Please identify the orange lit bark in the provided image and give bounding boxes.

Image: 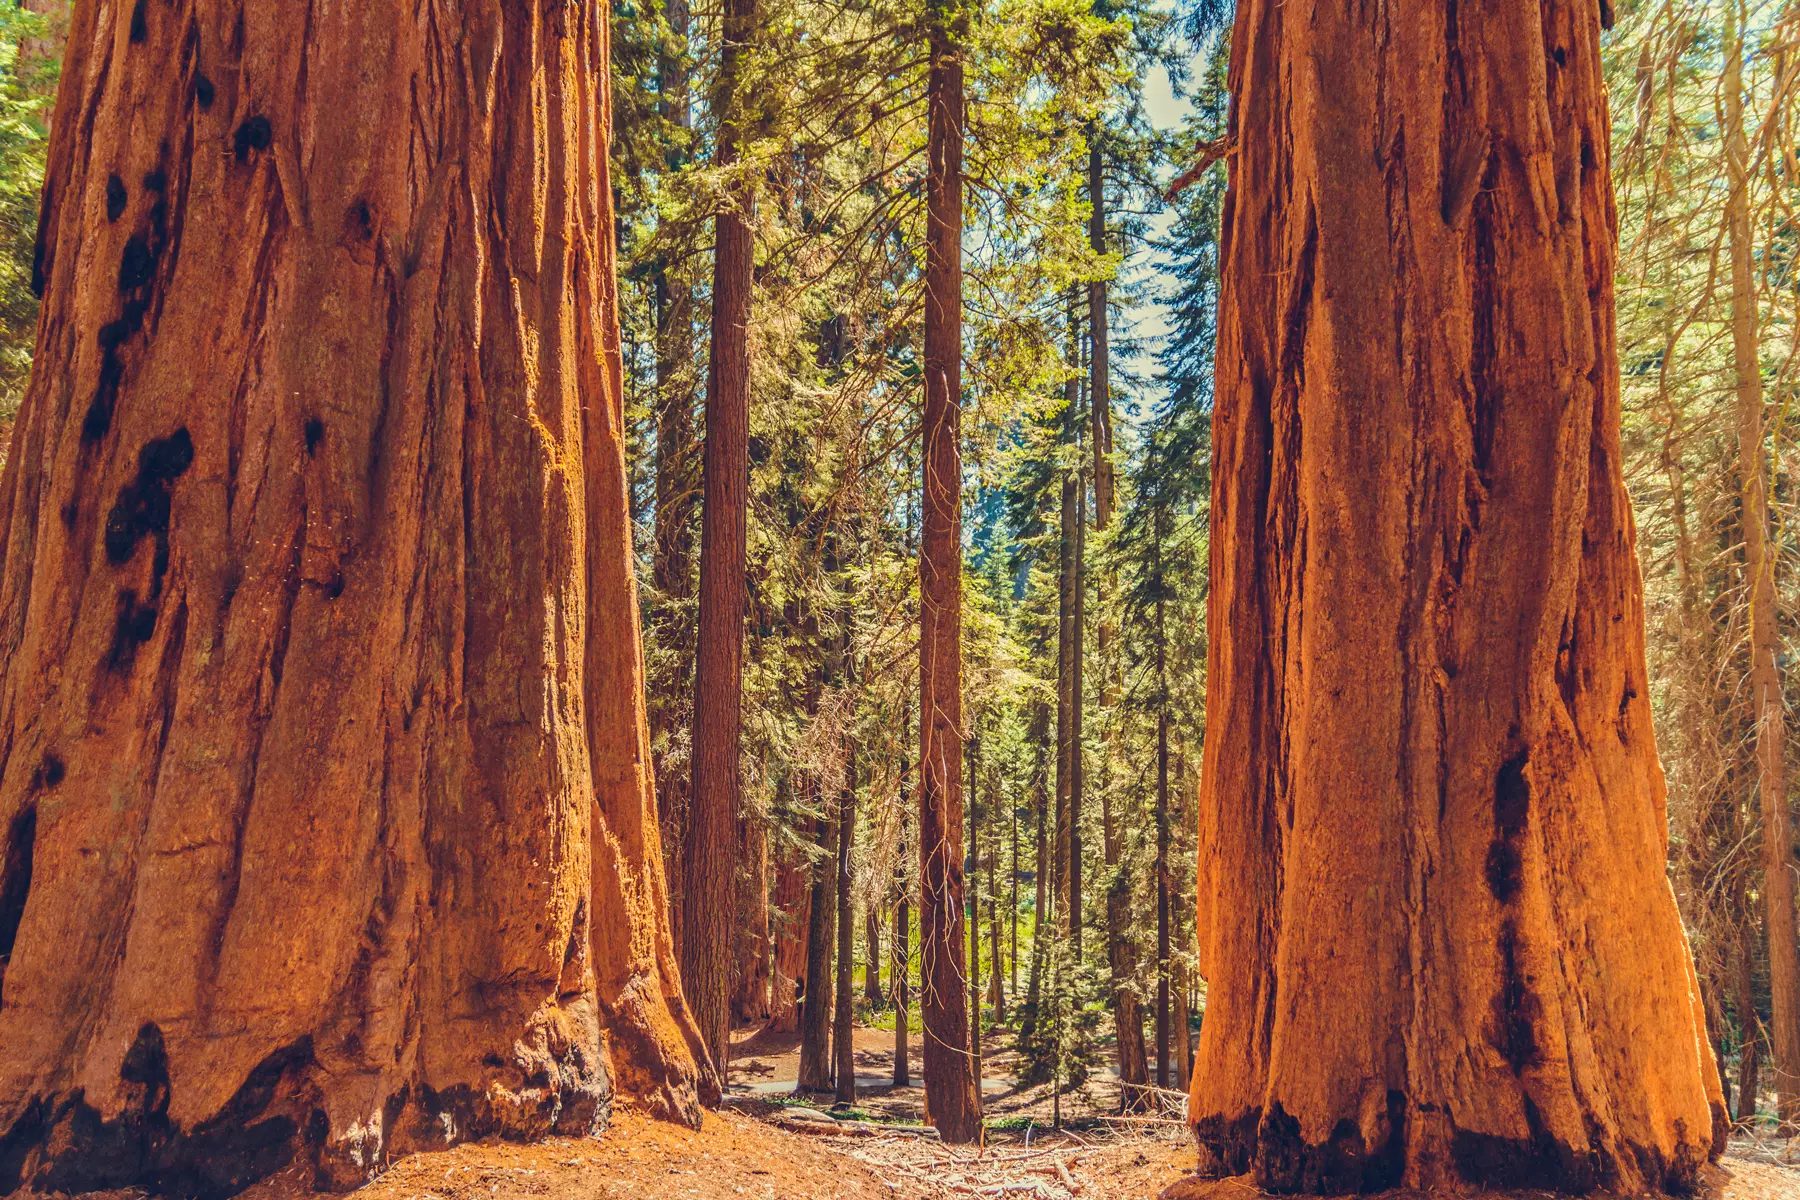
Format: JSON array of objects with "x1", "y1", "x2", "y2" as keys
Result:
[
  {"x1": 1188, "y1": 0, "x2": 1726, "y2": 1189},
  {"x1": 0, "y1": 0, "x2": 704, "y2": 1189}
]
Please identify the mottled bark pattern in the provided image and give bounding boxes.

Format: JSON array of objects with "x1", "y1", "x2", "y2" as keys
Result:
[
  {"x1": 1189, "y1": 0, "x2": 1726, "y2": 1191},
  {"x1": 0, "y1": 0, "x2": 704, "y2": 1190}
]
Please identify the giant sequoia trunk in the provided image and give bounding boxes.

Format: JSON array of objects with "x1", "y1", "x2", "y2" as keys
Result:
[
  {"x1": 918, "y1": 9, "x2": 979, "y2": 1144},
  {"x1": 1188, "y1": 0, "x2": 1727, "y2": 1191},
  {"x1": 0, "y1": 0, "x2": 707, "y2": 1191}
]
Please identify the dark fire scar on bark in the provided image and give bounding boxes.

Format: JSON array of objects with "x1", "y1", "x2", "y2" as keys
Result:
[
  {"x1": 102, "y1": 429, "x2": 193, "y2": 667},
  {"x1": 1484, "y1": 752, "x2": 1528, "y2": 902},
  {"x1": 232, "y1": 117, "x2": 271, "y2": 163}
]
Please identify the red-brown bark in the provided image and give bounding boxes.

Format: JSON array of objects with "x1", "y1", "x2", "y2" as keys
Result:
[
  {"x1": 765, "y1": 842, "x2": 812, "y2": 1035},
  {"x1": 918, "y1": 7, "x2": 979, "y2": 1145},
  {"x1": 681, "y1": 0, "x2": 758, "y2": 1078},
  {"x1": 0, "y1": 0, "x2": 706, "y2": 1190},
  {"x1": 730, "y1": 813, "x2": 772, "y2": 1024},
  {"x1": 1188, "y1": 0, "x2": 1727, "y2": 1190}
]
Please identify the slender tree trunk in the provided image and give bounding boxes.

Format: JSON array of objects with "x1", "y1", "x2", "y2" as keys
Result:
[
  {"x1": 1070, "y1": 476, "x2": 1085, "y2": 961},
  {"x1": 1022, "y1": 708, "x2": 1050, "y2": 1049},
  {"x1": 1055, "y1": 466, "x2": 1077, "y2": 932},
  {"x1": 894, "y1": 825, "x2": 913, "y2": 1089},
  {"x1": 731, "y1": 812, "x2": 772, "y2": 1023},
  {"x1": 1173, "y1": 960, "x2": 1193, "y2": 1092},
  {"x1": 1009, "y1": 782, "x2": 1020, "y2": 1001},
  {"x1": 765, "y1": 791, "x2": 811, "y2": 1035},
  {"x1": 989, "y1": 808, "x2": 1004, "y2": 1019},
  {"x1": 681, "y1": 0, "x2": 759, "y2": 1078},
  {"x1": 1086, "y1": 137, "x2": 1115, "y2": 535},
  {"x1": 865, "y1": 905, "x2": 884, "y2": 1008},
  {"x1": 894, "y1": 702, "x2": 913, "y2": 1089},
  {"x1": 918, "y1": 7, "x2": 979, "y2": 1143},
  {"x1": 835, "y1": 742, "x2": 857, "y2": 1105},
  {"x1": 1189, "y1": 0, "x2": 1726, "y2": 1188},
  {"x1": 1724, "y1": 0, "x2": 1800, "y2": 1126},
  {"x1": 969, "y1": 734, "x2": 983, "y2": 1085},
  {"x1": 798, "y1": 808, "x2": 836, "y2": 1092},
  {"x1": 650, "y1": 0, "x2": 699, "y2": 903},
  {"x1": 1736, "y1": 927, "x2": 1762, "y2": 1123},
  {"x1": 1156, "y1": 702, "x2": 1171, "y2": 1089},
  {"x1": 0, "y1": 0, "x2": 708, "y2": 1188}
]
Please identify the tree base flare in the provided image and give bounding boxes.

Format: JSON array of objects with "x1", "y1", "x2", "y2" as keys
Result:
[
  {"x1": 0, "y1": 1014, "x2": 609, "y2": 1198},
  {"x1": 1190, "y1": 1100, "x2": 1729, "y2": 1198},
  {"x1": 1162, "y1": 1164, "x2": 1733, "y2": 1200}
]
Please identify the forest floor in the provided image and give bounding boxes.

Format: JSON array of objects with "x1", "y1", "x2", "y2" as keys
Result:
[
  {"x1": 227, "y1": 1105, "x2": 1799, "y2": 1200},
  {"x1": 209, "y1": 1018, "x2": 1800, "y2": 1200}
]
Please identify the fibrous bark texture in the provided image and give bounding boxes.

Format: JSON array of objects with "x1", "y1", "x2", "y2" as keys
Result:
[
  {"x1": 1188, "y1": 0, "x2": 1727, "y2": 1192},
  {"x1": 682, "y1": 0, "x2": 757, "y2": 1080},
  {"x1": 918, "y1": 10, "x2": 979, "y2": 1145},
  {"x1": 0, "y1": 0, "x2": 704, "y2": 1191}
]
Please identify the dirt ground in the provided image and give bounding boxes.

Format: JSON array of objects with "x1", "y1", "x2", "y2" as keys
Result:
[
  {"x1": 198, "y1": 1019, "x2": 1800, "y2": 1200},
  {"x1": 225, "y1": 1111, "x2": 1798, "y2": 1200}
]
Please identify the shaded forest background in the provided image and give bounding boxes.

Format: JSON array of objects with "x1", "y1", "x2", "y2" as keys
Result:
[{"x1": 0, "y1": 0, "x2": 1794, "y2": 1126}]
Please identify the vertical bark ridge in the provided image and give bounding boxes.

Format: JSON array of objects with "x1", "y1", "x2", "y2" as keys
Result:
[
  {"x1": 1190, "y1": 0, "x2": 1726, "y2": 1191},
  {"x1": 0, "y1": 0, "x2": 704, "y2": 1190}
]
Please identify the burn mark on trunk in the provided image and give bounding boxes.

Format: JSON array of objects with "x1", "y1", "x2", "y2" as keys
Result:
[
  {"x1": 17, "y1": 1034, "x2": 312, "y2": 1199},
  {"x1": 128, "y1": 0, "x2": 148, "y2": 43},
  {"x1": 118, "y1": 237, "x2": 156, "y2": 293},
  {"x1": 101, "y1": 430, "x2": 194, "y2": 668},
  {"x1": 30, "y1": 182, "x2": 51, "y2": 298},
  {"x1": 104, "y1": 429, "x2": 193, "y2": 568},
  {"x1": 303, "y1": 417, "x2": 324, "y2": 456},
  {"x1": 108, "y1": 588, "x2": 159, "y2": 667},
  {"x1": 1485, "y1": 752, "x2": 1529, "y2": 902},
  {"x1": 1492, "y1": 920, "x2": 1542, "y2": 1070},
  {"x1": 1254, "y1": 1093, "x2": 1408, "y2": 1193},
  {"x1": 106, "y1": 175, "x2": 127, "y2": 223},
  {"x1": 84, "y1": 183, "x2": 172, "y2": 442},
  {"x1": 0, "y1": 803, "x2": 37, "y2": 1006},
  {"x1": 1451, "y1": 1094, "x2": 1599, "y2": 1192},
  {"x1": 233, "y1": 116, "x2": 272, "y2": 163},
  {"x1": 29, "y1": 754, "x2": 63, "y2": 789},
  {"x1": 194, "y1": 76, "x2": 215, "y2": 109}
]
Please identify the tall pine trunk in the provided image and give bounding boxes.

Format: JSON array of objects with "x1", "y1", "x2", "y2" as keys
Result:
[
  {"x1": 835, "y1": 658, "x2": 858, "y2": 1105},
  {"x1": 765, "y1": 825, "x2": 811, "y2": 1035},
  {"x1": 1724, "y1": 0, "x2": 1800, "y2": 1124},
  {"x1": 797, "y1": 808, "x2": 836, "y2": 1092},
  {"x1": 1091, "y1": 136, "x2": 1145, "y2": 1099},
  {"x1": 730, "y1": 812, "x2": 772, "y2": 1024},
  {"x1": 865, "y1": 905, "x2": 884, "y2": 1007},
  {"x1": 682, "y1": 0, "x2": 758, "y2": 1077},
  {"x1": 968, "y1": 734, "x2": 983, "y2": 1086},
  {"x1": 1189, "y1": 0, "x2": 1726, "y2": 1189},
  {"x1": 650, "y1": 0, "x2": 699, "y2": 902},
  {"x1": 0, "y1": 0, "x2": 706, "y2": 1189},
  {"x1": 893, "y1": 804, "x2": 912, "y2": 1089},
  {"x1": 918, "y1": 4, "x2": 979, "y2": 1143}
]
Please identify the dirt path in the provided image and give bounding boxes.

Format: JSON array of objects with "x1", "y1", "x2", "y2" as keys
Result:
[{"x1": 221, "y1": 1104, "x2": 1799, "y2": 1200}]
